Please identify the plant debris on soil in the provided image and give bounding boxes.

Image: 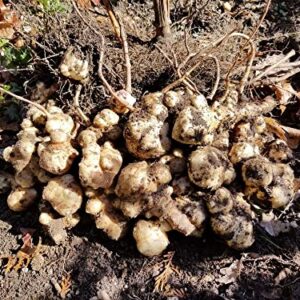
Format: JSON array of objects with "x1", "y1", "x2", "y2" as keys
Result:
[{"x1": 0, "y1": 0, "x2": 300, "y2": 299}]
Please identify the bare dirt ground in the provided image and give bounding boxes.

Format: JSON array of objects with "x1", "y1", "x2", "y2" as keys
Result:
[{"x1": 0, "y1": 0, "x2": 300, "y2": 299}]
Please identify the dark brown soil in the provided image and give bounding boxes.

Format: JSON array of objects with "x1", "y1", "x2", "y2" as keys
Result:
[{"x1": 1, "y1": 0, "x2": 300, "y2": 299}]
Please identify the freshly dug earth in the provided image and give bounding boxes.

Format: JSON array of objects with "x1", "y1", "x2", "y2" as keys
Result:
[{"x1": 1, "y1": 0, "x2": 300, "y2": 299}]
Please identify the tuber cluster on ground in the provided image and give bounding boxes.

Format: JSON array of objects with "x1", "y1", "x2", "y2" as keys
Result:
[{"x1": 0, "y1": 47, "x2": 297, "y2": 257}]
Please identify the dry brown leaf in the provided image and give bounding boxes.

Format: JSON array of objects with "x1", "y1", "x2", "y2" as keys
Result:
[
  {"x1": 264, "y1": 117, "x2": 287, "y2": 141},
  {"x1": 260, "y1": 211, "x2": 297, "y2": 237},
  {"x1": 76, "y1": 0, "x2": 92, "y2": 9},
  {"x1": 0, "y1": 236, "x2": 42, "y2": 272},
  {"x1": 60, "y1": 274, "x2": 72, "y2": 299},
  {"x1": 274, "y1": 81, "x2": 300, "y2": 105},
  {"x1": 294, "y1": 178, "x2": 300, "y2": 192},
  {"x1": 281, "y1": 125, "x2": 300, "y2": 149},
  {"x1": 0, "y1": 0, "x2": 19, "y2": 39},
  {"x1": 274, "y1": 268, "x2": 292, "y2": 285},
  {"x1": 153, "y1": 252, "x2": 185, "y2": 297},
  {"x1": 218, "y1": 260, "x2": 243, "y2": 284}
]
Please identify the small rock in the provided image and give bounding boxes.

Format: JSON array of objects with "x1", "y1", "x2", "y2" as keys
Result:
[
  {"x1": 31, "y1": 254, "x2": 45, "y2": 271},
  {"x1": 223, "y1": 2, "x2": 232, "y2": 11},
  {"x1": 97, "y1": 290, "x2": 111, "y2": 300}
]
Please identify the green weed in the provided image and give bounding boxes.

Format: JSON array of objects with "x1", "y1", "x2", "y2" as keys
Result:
[
  {"x1": 37, "y1": 0, "x2": 69, "y2": 14},
  {"x1": 0, "y1": 39, "x2": 31, "y2": 69}
]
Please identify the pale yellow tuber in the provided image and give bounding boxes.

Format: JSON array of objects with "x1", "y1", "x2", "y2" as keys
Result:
[
  {"x1": 242, "y1": 157, "x2": 273, "y2": 188},
  {"x1": 133, "y1": 220, "x2": 169, "y2": 257},
  {"x1": 175, "y1": 194, "x2": 207, "y2": 237},
  {"x1": 3, "y1": 119, "x2": 39, "y2": 172},
  {"x1": 115, "y1": 161, "x2": 172, "y2": 198},
  {"x1": 78, "y1": 128, "x2": 122, "y2": 189},
  {"x1": 85, "y1": 189, "x2": 127, "y2": 240},
  {"x1": 93, "y1": 109, "x2": 119, "y2": 132},
  {"x1": 229, "y1": 142, "x2": 260, "y2": 164},
  {"x1": 113, "y1": 161, "x2": 172, "y2": 218},
  {"x1": 42, "y1": 174, "x2": 83, "y2": 216},
  {"x1": 110, "y1": 89, "x2": 136, "y2": 114},
  {"x1": 38, "y1": 128, "x2": 79, "y2": 175},
  {"x1": 172, "y1": 105, "x2": 219, "y2": 145},
  {"x1": 60, "y1": 47, "x2": 89, "y2": 83},
  {"x1": 144, "y1": 187, "x2": 196, "y2": 236},
  {"x1": 7, "y1": 187, "x2": 37, "y2": 212}
]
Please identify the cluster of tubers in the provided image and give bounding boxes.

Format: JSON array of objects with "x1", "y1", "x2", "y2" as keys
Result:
[{"x1": 1, "y1": 81, "x2": 297, "y2": 256}]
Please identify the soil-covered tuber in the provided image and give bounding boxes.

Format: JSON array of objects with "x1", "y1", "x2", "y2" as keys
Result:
[
  {"x1": 38, "y1": 134, "x2": 79, "y2": 175},
  {"x1": 242, "y1": 157, "x2": 295, "y2": 208},
  {"x1": 207, "y1": 188, "x2": 255, "y2": 250},
  {"x1": 60, "y1": 47, "x2": 89, "y2": 83},
  {"x1": 188, "y1": 146, "x2": 235, "y2": 190},
  {"x1": 124, "y1": 93, "x2": 171, "y2": 159}
]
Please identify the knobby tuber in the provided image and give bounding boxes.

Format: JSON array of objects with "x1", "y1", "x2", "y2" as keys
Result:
[
  {"x1": 207, "y1": 187, "x2": 255, "y2": 250},
  {"x1": 60, "y1": 47, "x2": 89, "y2": 83},
  {"x1": 124, "y1": 93, "x2": 171, "y2": 159},
  {"x1": 242, "y1": 157, "x2": 295, "y2": 208},
  {"x1": 86, "y1": 189, "x2": 127, "y2": 240},
  {"x1": 3, "y1": 119, "x2": 39, "y2": 172},
  {"x1": 7, "y1": 187, "x2": 37, "y2": 212},
  {"x1": 133, "y1": 220, "x2": 170, "y2": 257},
  {"x1": 188, "y1": 146, "x2": 236, "y2": 190},
  {"x1": 1, "y1": 71, "x2": 298, "y2": 256},
  {"x1": 110, "y1": 89, "x2": 136, "y2": 114},
  {"x1": 42, "y1": 174, "x2": 83, "y2": 216}
]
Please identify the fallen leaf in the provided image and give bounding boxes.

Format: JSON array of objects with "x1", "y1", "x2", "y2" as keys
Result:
[
  {"x1": 274, "y1": 81, "x2": 300, "y2": 105},
  {"x1": 0, "y1": 0, "x2": 20, "y2": 39},
  {"x1": 264, "y1": 117, "x2": 287, "y2": 141},
  {"x1": 260, "y1": 211, "x2": 297, "y2": 237},
  {"x1": 281, "y1": 125, "x2": 300, "y2": 149},
  {"x1": 294, "y1": 178, "x2": 300, "y2": 192},
  {"x1": 20, "y1": 228, "x2": 36, "y2": 248},
  {"x1": 60, "y1": 274, "x2": 72, "y2": 299},
  {"x1": 218, "y1": 260, "x2": 243, "y2": 284},
  {"x1": 274, "y1": 268, "x2": 292, "y2": 285},
  {"x1": 76, "y1": 0, "x2": 92, "y2": 9}
]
